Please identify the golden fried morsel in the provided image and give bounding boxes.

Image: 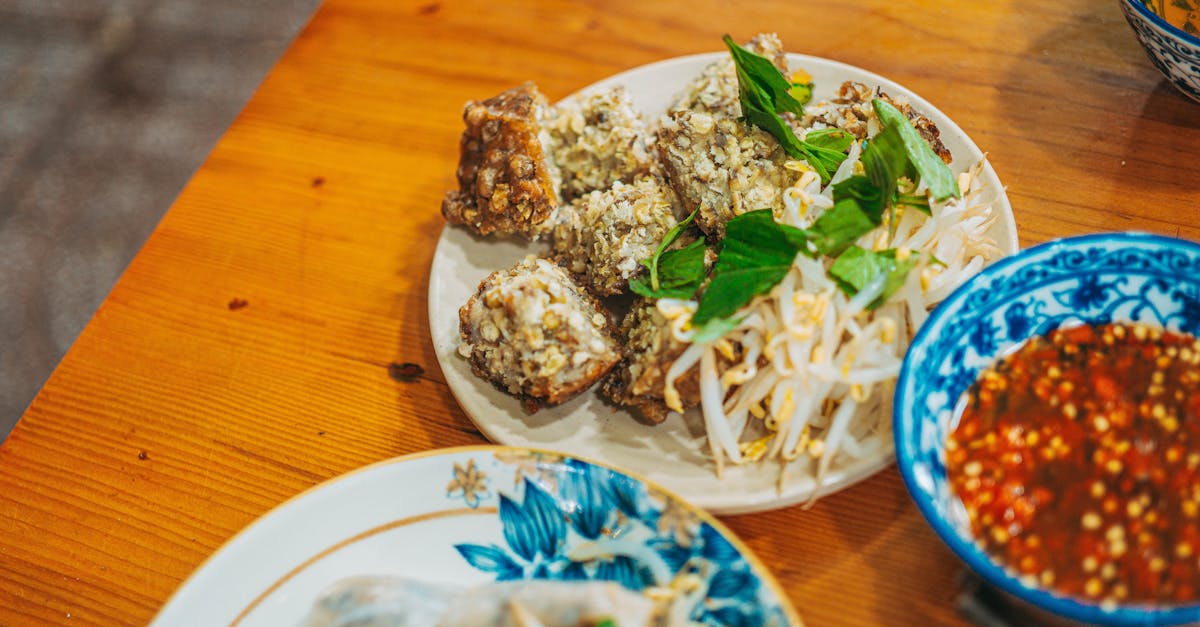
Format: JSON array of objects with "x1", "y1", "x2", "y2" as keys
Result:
[
  {"x1": 551, "y1": 176, "x2": 680, "y2": 296},
  {"x1": 602, "y1": 301, "x2": 700, "y2": 424},
  {"x1": 801, "y1": 81, "x2": 953, "y2": 164},
  {"x1": 542, "y1": 86, "x2": 655, "y2": 201},
  {"x1": 657, "y1": 109, "x2": 798, "y2": 237},
  {"x1": 458, "y1": 256, "x2": 620, "y2": 410},
  {"x1": 669, "y1": 33, "x2": 789, "y2": 115},
  {"x1": 442, "y1": 83, "x2": 563, "y2": 237}
]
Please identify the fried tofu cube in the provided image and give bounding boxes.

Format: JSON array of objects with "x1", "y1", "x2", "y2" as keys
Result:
[
  {"x1": 601, "y1": 300, "x2": 700, "y2": 424},
  {"x1": 458, "y1": 256, "x2": 620, "y2": 409},
  {"x1": 442, "y1": 83, "x2": 562, "y2": 237},
  {"x1": 542, "y1": 86, "x2": 655, "y2": 201},
  {"x1": 657, "y1": 109, "x2": 797, "y2": 237},
  {"x1": 551, "y1": 176, "x2": 680, "y2": 296}
]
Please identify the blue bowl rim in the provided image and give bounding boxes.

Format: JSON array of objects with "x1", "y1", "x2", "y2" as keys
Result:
[
  {"x1": 894, "y1": 231, "x2": 1200, "y2": 625},
  {"x1": 1122, "y1": 0, "x2": 1200, "y2": 50}
]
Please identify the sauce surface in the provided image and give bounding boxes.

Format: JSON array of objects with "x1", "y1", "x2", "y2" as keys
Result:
[
  {"x1": 1144, "y1": 0, "x2": 1200, "y2": 36},
  {"x1": 947, "y1": 322, "x2": 1200, "y2": 606}
]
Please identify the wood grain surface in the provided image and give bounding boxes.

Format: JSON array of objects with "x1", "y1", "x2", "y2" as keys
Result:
[{"x1": 2, "y1": 0, "x2": 1198, "y2": 624}]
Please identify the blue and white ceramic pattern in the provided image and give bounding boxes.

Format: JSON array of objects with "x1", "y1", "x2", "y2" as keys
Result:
[
  {"x1": 895, "y1": 232, "x2": 1200, "y2": 625},
  {"x1": 1121, "y1": 0, "x2": 1200, "y2": 102},
  {"x1": 152, "y1": 445, "x2": 801, "y2": 626},
  {"x1": 451, "y1": 450, "x2": 795, "y2": 626}
]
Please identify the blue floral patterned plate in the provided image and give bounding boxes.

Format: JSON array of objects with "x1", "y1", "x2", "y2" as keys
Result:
[
  {"x1": 151, "y1": 446, "x2": 802, "y2": 626},
  {"x1": 895, "y1": 232, "x2": 1200, "y2": 625}
]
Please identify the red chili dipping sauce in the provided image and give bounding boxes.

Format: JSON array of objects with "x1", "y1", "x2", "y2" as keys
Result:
[{"x1": 947, "y1": 322, "x2": 1200, "y2": 606}]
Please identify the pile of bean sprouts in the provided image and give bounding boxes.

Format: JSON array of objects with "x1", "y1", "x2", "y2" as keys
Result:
[{"x1": 657, "y1": 140, "x2": 1002, "y2": 499}]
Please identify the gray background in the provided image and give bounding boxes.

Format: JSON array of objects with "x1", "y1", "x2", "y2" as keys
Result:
[{"x1": 0, "y1": 0, "x2": 321, "y2": 439}]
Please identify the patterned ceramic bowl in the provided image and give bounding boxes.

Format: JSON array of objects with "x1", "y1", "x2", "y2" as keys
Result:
[
  {"x1": 1120, "y1": 0, "x2": 1200, "y2": 103},
  {"x1": 895, "y1": 233, "x2": 1200, "y2": 625}
]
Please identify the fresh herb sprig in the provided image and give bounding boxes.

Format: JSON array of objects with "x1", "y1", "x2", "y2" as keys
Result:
[
  {"x1": 630, "y1": 44, "x2": 964, "y2": 339},
  {"x1": 722, "y1": 35, "x2": 852, "y2": 184},
  {"x1": 629, "y1": 207, "x2": 704, "y2": 299}
]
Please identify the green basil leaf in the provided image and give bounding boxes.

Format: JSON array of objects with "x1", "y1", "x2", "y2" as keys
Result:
[
  {"x1": 693, "y1": 210, "x2": 805, "y2": 326},
  {"x1": 828, "y1": 246, "x2": 920, "y2": 310},
  {"x1": 871, "y1": 98, "x2": 959, "y2": 201},
  {"x1": 629, "y1": 213, "x2": 705, "y2": 300},
  {"x1": 832, "y1": 175, "x2": 885, "y2": 222},
  {"x1": 803, "y1": 128, "x2": 854, "y2": 153},
  {"x1": 714, "y1": 210, "x2": 807, "y2": 273},
  {"x1": 808, "y1": 199, "x2": 877, "y2": 257},
  {"x1": 693, "y1": 265, "x2": 790, "y2": 324},
  {"x1": 723, "y1": 35, "x2": 805, "y2": 115},
  {"x1": 644, "y1": 206, "x2": 699, "y2": 291},
  {"x1": 799, "y1": 142, "x2": 848, "y2": 184},
  {"x1": 742, "y1": 107, "x2": 806, "y2": 161}
]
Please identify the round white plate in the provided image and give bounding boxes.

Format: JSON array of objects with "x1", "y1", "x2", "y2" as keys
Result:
[
  {"x1": 151, "y1": 446, "x2": 801, "y2": 626},
  {"x1": 429, "y1": 52, "x2": 1019, "y2": 515}
]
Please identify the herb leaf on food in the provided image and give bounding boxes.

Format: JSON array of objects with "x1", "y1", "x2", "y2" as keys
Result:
[
  {"x1": 808, "y1": 199, "x2": 878, "y2": 257},
  {"x1": 828, "y1": 245, "x2": 920, "y2": 310},
  {"x1": 871, "y1": 99, "x2": 960, "y2": 201},
  {"x1": 803, "y1": 128, "x2": 854, "y2": 153},
  {"x1": 722, "y1": 35, "x2": 804, "y2": 115},
  {"x1": 629, "y1": 239, "x2": 706, "y2": 299},
  {"x1": 629, "y1": 207, "x2": 704, "y2": 299},
  {"x1": 692, "y1": 210, "x2": 806, "y2": 326},
  {"x1": 723, "y1": 35, "x2": 851, "y2": 184}
]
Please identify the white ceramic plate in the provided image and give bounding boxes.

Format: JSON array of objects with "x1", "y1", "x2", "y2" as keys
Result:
[
  {"x1": 429, "y1": 52, "x2": 1019, "y2": 515},
  {"x1": 151, "y1": 446, "x2": 801, "y2": 626}
]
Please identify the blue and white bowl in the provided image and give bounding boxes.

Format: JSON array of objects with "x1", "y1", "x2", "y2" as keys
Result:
[
  {"x1": 1120, "y1": 0, "x2": 1200, "y2": 103},
  {"x1": 895, "y1": 232, "x2": 1200, "y2": 625}
]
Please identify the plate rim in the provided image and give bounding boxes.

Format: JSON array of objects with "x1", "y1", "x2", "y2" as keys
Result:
[
  {"x1": 428, "y1": 50, "x2": 1019, "y2": 514},
  {"x1": 152, "y1": 444, "x2": 804, "y2": 626}
]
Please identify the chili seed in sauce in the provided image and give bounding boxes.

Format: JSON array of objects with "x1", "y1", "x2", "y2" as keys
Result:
[{"x1": 946, "y1": 322, "x2": 1200, "y2": 606}]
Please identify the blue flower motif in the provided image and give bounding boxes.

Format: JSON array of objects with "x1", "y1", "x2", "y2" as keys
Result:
[
  {"x1": 499, "y1": 478, "x2": 565, "y2": 561},
  {"x1": 559, "y1": 460, "x2": 615, "y2": 540},
  {"x1": 593, "y1": 555, "x2": 655, "y2": 591},
  {"x1": 1003, "y1": 301, "x2": 1033, "y2": 341},
  {"x1": 969, "y1": 315, "x2": 1000, "y2": 358},
  {"x1": 1176, "y1": 289, "x2": 1200, "y2": 335},
  {"x1": 699, "y1": 523, "x2": 741, "y2": 565},
  {"x1": 454, "y1": 544, "x2": 523, "y2": 580},
  {"x1": 1069, "y1": 274, "x2": 1109, "y2": 311},
  {"x1": 452, "y1": 453, "x2": 790, "y2": 624},
  {"x1": 707, "y1": 567, "x2": 759, "y2": 602}
]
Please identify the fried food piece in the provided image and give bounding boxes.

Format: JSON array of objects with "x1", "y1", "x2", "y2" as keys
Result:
[
  {"x1": 442, "y1": 83, "x2": 563, "y2": 237},
  {"x1": 656, "y1": 33, "x2": 800, "y2": 237},
  {"x1": 459, "y1": 256, "x2": 620, "y2": 409},
  {"x1": 543, "y1": 86, "x2": 655, "y2": 201},
  {"x1": 602, "y1": 300, "x2": 700, "y2": 424},
  {"x1": 801, "y1": 81, "x2": 953, "y2": 163},
  {"x1": 657, "y1": 109, "x2": 798, "y2": 237},
  {"x1": 551, "y1": 176, "x2": 680, "y2": 296},
  {"x1": 670, "y1": 33, "x2": 789, "y2": 115}
]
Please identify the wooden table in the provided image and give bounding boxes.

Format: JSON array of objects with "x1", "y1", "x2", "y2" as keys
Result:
[{"x1": 3, "y1": 0, "x2": 1198, "y2": 624}]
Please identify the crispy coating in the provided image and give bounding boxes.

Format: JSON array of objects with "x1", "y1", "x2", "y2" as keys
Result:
[
  {"x1": 801, "y1": 81, "x2": 953, "y2": 164},
  {"x1": 458, "y1": 256, "x2": 620, "y2": 409},
  {"x1": 542, "y1": 86, "x2": 655, "y2": 201},
  {"x1": 602, "y1": 301, "x2": 699, "y2": 424},
  {"x1": 551, "y1": 176, "x2": 680, "y2": 296},
  {"x1": 656, "y1": 33, "x2": 800, "y2": 237},
  {"x1": 442, "y1": 83, "x2": 563, "y2": 237},
  {"x1": 657, "y1": 109, "x2": 798, "y2": 237},
  {"x1": 669, "y1": 33, "x2": 789, "y2": 115}
]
